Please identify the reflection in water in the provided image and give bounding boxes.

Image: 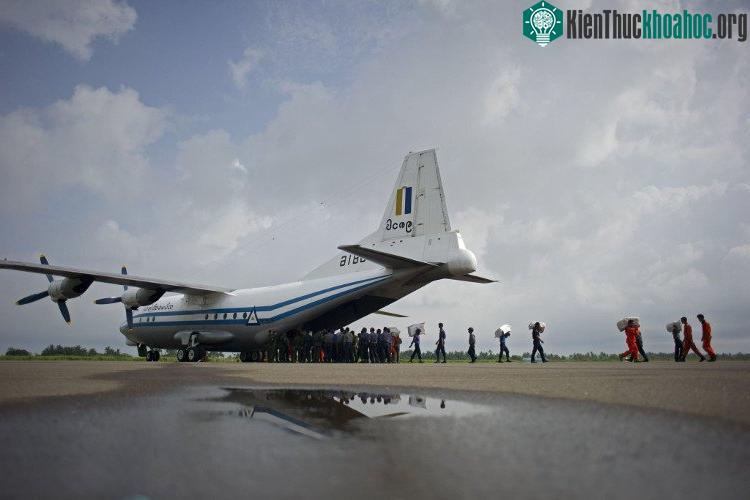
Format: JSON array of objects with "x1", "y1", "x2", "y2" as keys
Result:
[{"x1": 210, "y1": 388, "x2": 491, "y2": 439}]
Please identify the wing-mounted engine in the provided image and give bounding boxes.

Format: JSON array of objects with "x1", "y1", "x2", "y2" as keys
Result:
[
  {"x1": 94, "y1": 266, "x2": 165, "y2": 329},
  {"x1": 15, "y1": 255, "x2": 93, "y2": 324}
]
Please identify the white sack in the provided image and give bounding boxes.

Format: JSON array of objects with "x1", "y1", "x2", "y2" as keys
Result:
[
  {"x1": 408, "y1": 323, "x2": 425, "y2": 337},
  {"x1": 617, "y1": 317, "x2": 640, "y2": 332}
]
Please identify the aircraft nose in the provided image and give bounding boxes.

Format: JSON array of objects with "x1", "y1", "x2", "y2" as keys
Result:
[{"x1": 447, "y1": 248, "x2": 477, "y2": 276}]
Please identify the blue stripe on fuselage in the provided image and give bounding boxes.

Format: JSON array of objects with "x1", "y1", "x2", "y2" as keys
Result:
[
  {"x1": 130, "y1": 274, "x2": 389, "y2": 328},
  {"x1": 132, "y1": 274, "x2": 386, "y2": 319}
]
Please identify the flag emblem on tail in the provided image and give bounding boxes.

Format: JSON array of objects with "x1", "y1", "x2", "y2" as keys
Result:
[{"x1": 395, "y1": 186, "x2": 412, "y2": 216}]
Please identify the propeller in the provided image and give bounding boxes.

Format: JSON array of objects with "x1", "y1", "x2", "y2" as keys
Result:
[
  {"x1": 15, "y1": 255, "x2": 71, "y2": 325},
  {"x1": 95, "y1": 267, "x2": 133, "y2": 329}
]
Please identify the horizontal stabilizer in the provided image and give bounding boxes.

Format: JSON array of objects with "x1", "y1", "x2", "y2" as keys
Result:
[
  {"x1": 446, "y1": 274, "x2": 497, "y2": 284},
  {"x1": 337, "y1": 245, "x2": 437, "y2": 270},
  {"x1": 372, "y1": 310, "x2": 408, "y2": 318}
]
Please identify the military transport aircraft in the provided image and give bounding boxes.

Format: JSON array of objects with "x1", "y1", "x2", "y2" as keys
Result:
[{"x1": 0, "y1": 149, "x2": 493, "y2": 362}]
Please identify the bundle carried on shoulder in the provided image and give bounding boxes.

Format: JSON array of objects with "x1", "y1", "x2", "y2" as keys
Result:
[
  {"x1": 617, "y1": 317, "x2": 640, "y2": 332},
  {"x1": 665, "y1": 322, "x2": 682, "y2": 334},
  {"x1": 408, "y1": 323, "x2": 425, "y2": 337},
  {"x1": 388, "y1": 327, "x2": 401, "y2": 337},
  {"x1": 527, "y1": 322, "x2": 546, "y2": 332},
  {"x1": 495, "y1": 324, "x2": 512, "y2": 338}
]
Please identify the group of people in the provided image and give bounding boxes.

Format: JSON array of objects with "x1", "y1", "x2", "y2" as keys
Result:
[
  {"x1": 262, "y1": 321, "x2": 550, "y2": 364},
  {"x1": 264, "y1": 327, "x2": 403, "y2": 363},
  {"x1": 670, "y1": 314, "x2": 717, "y2": 362},
  {"x1": 620, "y1": 313, "x2": 717, "y2": 363}
]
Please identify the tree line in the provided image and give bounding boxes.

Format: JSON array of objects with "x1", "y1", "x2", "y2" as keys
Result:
[{"x1": 5, "y1": 345, "x2": 130, "y2": 357}]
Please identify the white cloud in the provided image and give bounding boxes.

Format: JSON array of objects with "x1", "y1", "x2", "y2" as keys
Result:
[
  {"x1": 0, "y1": 85, "x2": 169, "y2": 210},
  {"x1": 0, "y1": 0, "x2": 137, "y2": 61},
  {"x1": 483, "y1": 68, "x2": 521, "y2": 124},
  {"x1": 229, "y1": 47, "x2": 263, "y2": 89}
]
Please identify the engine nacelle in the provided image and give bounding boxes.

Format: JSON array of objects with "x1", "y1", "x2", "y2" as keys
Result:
[
  {"x1": 48, "y1": 277, "x2": 94, "y2": 302},
  {"x1": 121, "y1": 288, "x2": 165, "y2": 309}
]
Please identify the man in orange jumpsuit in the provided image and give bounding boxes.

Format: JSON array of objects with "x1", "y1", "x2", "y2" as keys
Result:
[
  {"x1": 680, "y1": 316, "x2": 706, "y2": 362},
  {"x1": 698, "y1": 314, "x2": 717, "y2": 362},
  {"x1": 618, "y1": 319, "x2": 640, "y2": 362}
]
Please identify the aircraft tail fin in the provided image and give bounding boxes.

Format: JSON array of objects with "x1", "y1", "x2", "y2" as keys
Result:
[
  {"x1": 369, "y1": 149, "x2": 451, "y2": 242},
  {"x1": 302, "y1": 149, "x2": 473, "y2": 281}
]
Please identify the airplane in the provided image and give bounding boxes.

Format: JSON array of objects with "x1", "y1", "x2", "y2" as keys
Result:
[{"x1": 0, "y1": 149, "x2": 494, "y2": 362}]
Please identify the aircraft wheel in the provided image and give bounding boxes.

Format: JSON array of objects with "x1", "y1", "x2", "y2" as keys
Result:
[
  {"x1": 239, "y1": 351, "x2": 249, "y2": 363},
  {"x1": 152, "y1": 350, "x2": 160, "y2": 362},
  {"x1": 146, "y1": 351, "x2": 153, "y2": 362},
  {"x1": 250, "y1": 351, "x2": 260, "y2": 362},
  {"x1": 187, "y1": 346, "x2": 205, "y2": 362},
  {"x1": 176, "y1": 348, "x2": 188, "y2": 363}
]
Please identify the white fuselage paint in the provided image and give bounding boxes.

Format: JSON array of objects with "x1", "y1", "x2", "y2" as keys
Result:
[{"x1": 120, "y1": 266, "x2": 430, "y2": 352}]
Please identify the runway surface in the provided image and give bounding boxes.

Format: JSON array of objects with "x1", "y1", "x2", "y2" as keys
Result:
[{"x1": 1, "y1": 360, "x2": 749, "y2": 499}]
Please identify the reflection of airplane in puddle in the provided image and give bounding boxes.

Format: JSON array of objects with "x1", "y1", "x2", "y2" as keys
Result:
[{"x1": 213, "y1": 388, "x2": 448, "y2": 439}]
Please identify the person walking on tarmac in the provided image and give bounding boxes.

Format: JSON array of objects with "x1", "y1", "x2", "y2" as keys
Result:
[
  {"x1": 531, "y1": 322, "x2": 547, "y2": 363},
  {"x1": 435, "y1": 323, "x2": 447, "y2": 363},
  {"x1": 672, "y1": 321, "x2": 684, "y2": 362},
  {"x1": 467, "y1": 327, "x2": 477, "y2": 363},
  {"x1": 680, "y1": 317, "x2": 706, "y2": 362},
  {"x1": 618, "y1": 319, "x2": 640, "y2": 362},
  {"x1": 409, "y1": 328, "x2": 423, "y2": 363},
  {"x1": 498, "y1": 331, "x2": 511, "y2": 362},
  {"x1": 635, "y1": 329, "x2": 649, "y2": 362},
  {"x1": 698, "y1": 314, "x2": 717, "y2": 362}
]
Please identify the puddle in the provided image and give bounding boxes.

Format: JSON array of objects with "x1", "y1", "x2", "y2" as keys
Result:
[{"x1": 208, "y1": 387, "x2": 493, "y2": 439}]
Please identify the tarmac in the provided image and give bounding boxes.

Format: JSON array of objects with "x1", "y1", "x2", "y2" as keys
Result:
[{"x1": 1, "y1": 360, "x2": 749, "y2": 499}]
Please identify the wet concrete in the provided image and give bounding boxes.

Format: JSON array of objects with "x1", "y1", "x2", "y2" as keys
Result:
[{"x1": 0, "y1": 381, "x2": 749, "y2": 500}]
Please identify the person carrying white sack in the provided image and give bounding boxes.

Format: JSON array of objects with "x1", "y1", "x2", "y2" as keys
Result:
[
  {"x1": 496, "y1": 325, "x2": 511, "y2": 363},
  {"x1": 667, "y1": 321, "x2": 683, "y2": 362}
]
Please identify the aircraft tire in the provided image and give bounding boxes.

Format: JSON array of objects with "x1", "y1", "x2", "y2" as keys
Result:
[
  {"x1": 152, "y1": 351, "x2": 160, "y2": 362},
  {"x1": 250, "y1": 351, "x2": 260, "y2": 362},
  {"x1": 146, "y1": 351, "x2": 153, "y2": 362},
  {"x1": 187, "y1": 346, "x2": 205, "y2": 362},
  {"x1": 176, "y1": 348, "x2": 188, "y2": 363},
  {"x1": 239, "y1": 351, "x2": 249, "y2": 363}
]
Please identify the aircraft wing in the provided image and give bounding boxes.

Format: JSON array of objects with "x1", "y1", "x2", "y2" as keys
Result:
[{"x1": 0, "y1": 259, "x2": 234, "y2": 295}]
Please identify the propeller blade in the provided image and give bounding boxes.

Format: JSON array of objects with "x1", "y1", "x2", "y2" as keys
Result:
[
  {"x1": 16, "y1": 290, "x2": 50, "y2": 305},
  {"x1": 95, "y1": 297, "x2": 122, "y2": 305},
  {"x1": 57, "y1": 301, "x2": 71, "y2": 324},
  {"x1": 121, "y1": 266, "x2": 128, "y2": 290},
  {"x1": 125, "y1": 308, "x2": 133, "y2": 329},
  {"x1": 39, "y1": 254, "x2": 53, "y2": 283}
]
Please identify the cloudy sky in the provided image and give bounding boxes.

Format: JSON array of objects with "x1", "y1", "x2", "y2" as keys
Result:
[{"x1": 0, "y1": 0, "x2": 748, "y2": 355}]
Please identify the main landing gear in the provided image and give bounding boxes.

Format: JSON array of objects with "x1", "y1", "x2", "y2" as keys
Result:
[
  {"x1": 239, "y1": 351, "x2": 261, "y2": 363},
  {"x1": 176, "y1": 346, "x2": 206, "y2": 363}
]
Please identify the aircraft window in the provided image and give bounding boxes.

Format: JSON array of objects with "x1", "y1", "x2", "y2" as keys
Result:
[
  {"x1": 223, "y1": 313, "x2": 227, "y2": 319},
  {"x1": 233, "y1": 313, "x2": 237, "y2": 319},
  {"x1": 214, "y1": 313, "x2": 218, "y2": 320},
  {"x1": 242, "y1": 312, "x2": 247, "y2": 319}
]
